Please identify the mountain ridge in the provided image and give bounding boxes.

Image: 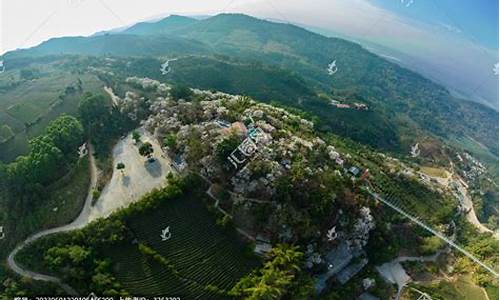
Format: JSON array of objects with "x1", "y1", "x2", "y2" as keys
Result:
[{"x1": 2, "y1": 13, "x2": 497, "y2": 158}]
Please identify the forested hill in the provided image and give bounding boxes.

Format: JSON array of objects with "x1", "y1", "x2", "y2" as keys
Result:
[
  {"x1": 123, "y1": 15, "x2": 198, "y2": 35},
  {"x1": 3, "y1": 13, "x2": 497, "y2": 157}
]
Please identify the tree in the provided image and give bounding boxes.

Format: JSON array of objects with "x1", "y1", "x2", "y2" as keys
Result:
[
  {"x1": 216, "y1": 134, "x2": 241, "y2": 163},
  {"x1": 78, "y1": 93, "x2": 110, "y2": 132},
  {"x1": 163, "y1": 134, "x2": 177, "y2": 150},
  {"x1": 44, "y1": 245, "x2": 91, "y2": 269},
  {"x1": 116, "y1": 162, "x2": 125, "y2": 174},
  {"x1": 230, "y1": 244, "x2": 304, "y2": 299},
  {"x1": 419, "y1": 236, "x2": 444, "y2": 255},
  {"x1": 45, "y1": 114, "x2": 84, "y2": 159},
  {"x1": 170, "y1": 84, "x2": 193, "y2": 101},
  {"x1": 132, "y1": 130, "x2": 141, "y2": 144},
  {"x1": 29, "y1": 136, "x2": 64, "y2": 181},
  {"x1": 139, "y1": 142, "x2": 154, "y2": 158}
]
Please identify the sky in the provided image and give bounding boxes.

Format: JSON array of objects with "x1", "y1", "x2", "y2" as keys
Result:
[{"x1": 0, "y1": 0, "x2": 498, "y2": 108}]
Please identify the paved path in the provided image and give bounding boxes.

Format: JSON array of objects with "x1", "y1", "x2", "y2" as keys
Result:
[
  {"x1": 7, "y1": 143, "x2": 97, "y2": 295},
  {"x1": 365, "y1": 184, "x2": 498, "y2": 277},
  {"x1": 6, "y1": 129, "x2": 173, "y2": 294},
  {"x1": 452, "y1": 177, "x2": 494, "y2": 235}
]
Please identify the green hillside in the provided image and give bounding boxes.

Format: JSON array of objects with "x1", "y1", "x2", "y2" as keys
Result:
[
  {"x1": 0, "y1": 59, "x2": 103, "y2": 161},
  {"x1": 5, "y1": 34, "x2": 209, "y2": 58},
  {"x1": 4, "y1": 13, "x2": 496, "y2": 159},
  {"x1": 124, "y1": 15, "x2": 198, "y2": 35},
  {"x1": 15, "y1": 175, "x2": 258, "y2": 298}
]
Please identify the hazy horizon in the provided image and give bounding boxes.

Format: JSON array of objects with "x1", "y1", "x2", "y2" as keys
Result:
[{"x1": 1, "y1": 0, "x2": 498, "y2": 108}]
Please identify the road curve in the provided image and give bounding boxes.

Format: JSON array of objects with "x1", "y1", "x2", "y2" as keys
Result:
[
  {"x1": 7, "y1": 130, "x2": 174, "y2": 295},
  {"x1": 6, "y1": 143, "x2": 98, "y2": 296}
]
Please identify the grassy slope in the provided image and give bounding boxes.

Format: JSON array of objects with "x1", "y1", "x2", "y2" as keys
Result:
[
  {"x1": 408, "y1": 276, "x2": 490, "y2": 300},
  {"x1": 171, "y1": 14, "x2": 498, "y2": 156},
  {"x1": 110, "y1": 191, "x2": 258, "y2": 297},
  {"x1": 0, "y1": 67, "x2": 102, "y2": 162},
  {"x1": 3, "y1": 14, "x2": 497, "y2": 160},
  {"x1": 14, "y1": 176, "x2": 258, "y2": 298},
  {"x1": 0, "y1": 156, "x2": 90, "y2": 259}
]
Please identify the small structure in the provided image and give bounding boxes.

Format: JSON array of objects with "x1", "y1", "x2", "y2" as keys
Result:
[
  {"x1": 315, "y1": 241, "x2": 354, "y2": 293},
  {"x1": 335, "y1": 258, "x2": 368, "y2": 284},
  {"x1": 335, "y1": 103, "x2": 351, "y2": 109},
  {"x1": 215, "y1": 119, "x2": 231, "y2": 128},
  {"x1": 349, "y1": 166, "x2": 360, "y2": 177},
  {"x1": 172, "y1": 153, "x2": 187, "y2": 172}
]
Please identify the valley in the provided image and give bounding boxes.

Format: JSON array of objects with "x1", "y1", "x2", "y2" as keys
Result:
[{"x1": 0, "y1": 11, "x2": 497, "y2": 300}]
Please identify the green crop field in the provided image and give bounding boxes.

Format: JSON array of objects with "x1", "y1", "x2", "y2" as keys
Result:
[
  {"x1": 108, "y1": 193, "x2": 259, "y2": 298},
  {"x1": 6, "y1": 102, "x2": 42, "y2": 124},
  {"x1": 0, "y1": 68, "x2": 103, "y2": 162},
  {"x1": 408, "y1": 276, "x2": 490, "y2": 300}
]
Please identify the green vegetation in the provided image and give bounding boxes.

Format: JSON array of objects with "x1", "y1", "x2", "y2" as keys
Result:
[
  {"x1": 453, "y1": 220, "x2": 498, "y2": 289},
  {"x1": 372, "y1": 173, "x2": 455, "y2": 225},
  {"x1": 116, "y1": 162, "x2": 125, "y2": 174},
  {"x1": 84, "y1": 13, "x2": 496, "y2": 157},
  {"x1": 162, "y1": 133, "x2": 177, "y2": 149},
  {"x1": 6, "y1": 115, "x2": 84, "y2": 201},
  {"x1": 138, "y1": 142, "x2": 154, "y2": 158},
  {"x1": 132, "y1": 130, "x2": 141, "y2": 143},
  {"x1": 0, "y1": 59, "x2": 102, "y2": 161},
  {"x1": 15, "y1": 175, "x2": 259, "y2": 297},
  {"x1": 229, "y1": 244, "x2": 313, "y2": 299},
  {"x1": 78, "y1": 91, "x2": 136, "y2": 157},
  {"x1": 420, "y1": 166, "x2": 449, "y2": 178},
  {"x1": 4, "y1": 14, "x2": 497, "y2": 161},
  {"x1": 16, "y1": 218, "x2": 130, "y2": 296},
  {"x1": 0, "y1": 144, "x2": 90, "y2": 259},
  {"x1": 0, "y1": 14, "x2": 497, "y2": 298},
  {"x1": 169, "y1": 84, "x2": 193, "y2": 100},
  {"x1": 407, "y1": 276, "x2": 490, "y2": 300},
  {"x1": 0, "y1": 114, "x2": 86, "y2": 255}
]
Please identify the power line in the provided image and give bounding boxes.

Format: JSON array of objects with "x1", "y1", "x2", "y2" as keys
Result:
[{"x1": 365, "y1": 183, "x2": 498, "y2": 277}]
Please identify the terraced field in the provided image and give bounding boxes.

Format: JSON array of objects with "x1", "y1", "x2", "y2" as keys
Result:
[
  {"x1": 0, "y1": 69, "x2": 103, "y2": 161},
  {"x1": 372, "y1": 175, "x2": 455, "y2": 225},
  {"x1": 109, "y1": 191, "x2": 259, "y2": 298}
]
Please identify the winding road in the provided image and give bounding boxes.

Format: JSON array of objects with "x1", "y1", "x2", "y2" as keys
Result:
[
  {"x1": 7, "y1": 143, "x2": 97, "y2": 295},
  {"x1": 6, "y1": 129, "x2": 173, "y2": 295}
]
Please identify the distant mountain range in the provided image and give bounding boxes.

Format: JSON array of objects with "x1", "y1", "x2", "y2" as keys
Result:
[{"x1": 3, "y1": 13, "x2": 498, "y2": 157}]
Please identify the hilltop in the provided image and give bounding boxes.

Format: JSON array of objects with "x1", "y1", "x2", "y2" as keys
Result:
[
  {"x1": 2, "y1": 77, "x2": 496, "y2": 298},
  {"x1": 3, "y1": 14, "x2": 497, "y2": 159}
]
